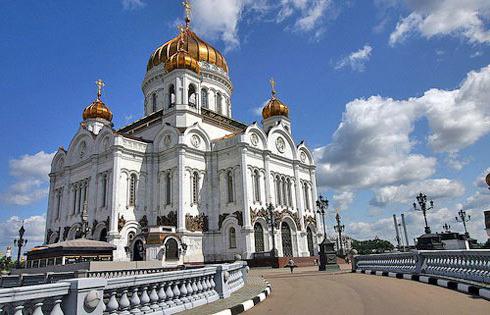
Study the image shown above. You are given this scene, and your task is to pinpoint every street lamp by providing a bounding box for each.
[79,201,91,238]
[442,223,451,233]
[316,195,328,241]
[266,203,278,258]
[333,210,345,256]
[455,209,471,237]
[13,223,28,269]
[413,193,434,234]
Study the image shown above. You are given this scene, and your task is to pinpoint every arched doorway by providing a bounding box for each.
[307,227,314,256]
[133,239,145,261]
[165,238,178,261]
[254,223,264,252]
[99,228,107,242]
[281,222,293,257]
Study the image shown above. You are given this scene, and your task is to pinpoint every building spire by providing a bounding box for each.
[269,77,277,98]
[183,0,191,29]
[95,79,105,100]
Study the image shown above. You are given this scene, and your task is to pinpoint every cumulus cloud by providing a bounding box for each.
[389,0,490,46]
[190,0,333,50]
[333,191,354,210]
[335,44,373,72]
[0,151,55,205]
[122,0,146,10]
[370,179,465,207]
[315,64,490,192]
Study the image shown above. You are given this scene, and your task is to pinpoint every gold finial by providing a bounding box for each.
[177,24,187,52]
[269,77,276,98]
[95,79,105,100]
[183,0,191,28]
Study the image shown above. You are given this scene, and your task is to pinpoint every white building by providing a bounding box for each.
[44,5,321,264]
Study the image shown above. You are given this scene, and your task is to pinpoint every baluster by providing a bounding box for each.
[186,279,194,301]
[191,278,199,300]
[196,277,204,299]
[50,298,64,315]
[32,300,44,315]
[157,283,168,310]
[173,282,183,305]
[118,289,131,315]
[129,287,141,314]
[14,302,25,315]
[139,286,151,313]
[179,280,189,304]
[106,290,119,315]
[165,282,176,308]
[149,284,160,311]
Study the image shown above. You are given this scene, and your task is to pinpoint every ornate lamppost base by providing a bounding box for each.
[318,238,340,272]
[415,233,444,250]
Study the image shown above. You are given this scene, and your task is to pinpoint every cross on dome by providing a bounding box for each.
[95,79,105,100]
[183,0,191,28]
[270,77,277,98]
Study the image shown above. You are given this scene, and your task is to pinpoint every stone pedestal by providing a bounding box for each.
[318,238,339,272]
[416,233,444,250]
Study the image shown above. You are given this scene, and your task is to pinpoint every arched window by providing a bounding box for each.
[253,170,260,202]
[166,173,171,205]
[227,171,234,203]
[282,178,287,206]
[101,174,107,208]
[275,175,282,206]
[307,227,314,256]
[99,228,108,242]
[281,222,293,257]
[229,227,237,249]
[216,92,223,114]
[56,189,62,219]
[192,171,199,205]
[129,174,137,207]
[304,183,310,210]
[286,178,292,207]
[201,88,208,108]
[152,93,157,112]
[133,239,145,261]
[188,84,197,107]
[165,238,179,261]
[169,84,175,107]
[254,223,264,252]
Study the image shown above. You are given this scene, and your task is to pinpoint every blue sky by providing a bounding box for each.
[1,0,490,251]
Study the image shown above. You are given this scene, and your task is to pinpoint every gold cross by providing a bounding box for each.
[269,77,277,96]
[95,79,104,99]
[183,0,191,26]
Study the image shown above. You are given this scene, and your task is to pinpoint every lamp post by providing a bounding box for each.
[316,195,328,241]
[333,210,345,256]
[455,209,471,237]
[413,193,434,234]
[13,223,27,269]
[442,223,451,233]
[316,195,338,271]
[79,201,91,238]
[266,203,278,258]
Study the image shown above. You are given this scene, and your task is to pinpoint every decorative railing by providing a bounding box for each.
[0,261,248,315]
[353,250,490,285]
[0,282,70,314]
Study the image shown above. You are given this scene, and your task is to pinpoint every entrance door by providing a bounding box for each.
[281,222,293,257]
[307,227,314,256]
[133,240,145,261]
[165,238,179,261]
[254,223,264,252]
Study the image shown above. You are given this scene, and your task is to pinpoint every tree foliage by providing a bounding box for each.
[351,238,394,255]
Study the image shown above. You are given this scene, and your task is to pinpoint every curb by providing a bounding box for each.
[211,280,272,315]
[353,269,490,301]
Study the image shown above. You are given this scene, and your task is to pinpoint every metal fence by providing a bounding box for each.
[352,250,490,284]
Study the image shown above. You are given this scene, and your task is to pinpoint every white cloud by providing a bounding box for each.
[190,0,333,50]
[335,44,373,72]
[332,191,354,210]
[389,0,490,46]
[370,179,465,207]
[0,215,46,256]
[315,64,490,191]
[0,151,55,206]
[122,0,146,10]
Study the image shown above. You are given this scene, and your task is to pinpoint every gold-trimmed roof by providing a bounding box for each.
[147,28,228,73]
[262,78,289,119]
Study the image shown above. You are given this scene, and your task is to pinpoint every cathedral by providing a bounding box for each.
[45,1,321,264]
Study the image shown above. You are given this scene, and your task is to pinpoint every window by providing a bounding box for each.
[101,174,107,207]
[253,170,260,202]
[73,187,77,214]
[304,183,310,210]
[188,84,196,107]
[166,173,171,205]
[216,92,223,114]
[152,93,157,112]
[227,171,234,203]
[201,88,208,108]
[275,176,281,206]
[229,227,236,249]
[165,238,179,260]
[129,174,137,206]
[282,178,287,206]
[169,84,175,107]
[192,171,199,205]
[56,190,62,219]
[254,223,264,252]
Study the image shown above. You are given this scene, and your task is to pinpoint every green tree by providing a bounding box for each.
[352,238,395,255]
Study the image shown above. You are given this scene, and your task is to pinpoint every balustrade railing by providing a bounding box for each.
[353,250,490,285]
[0,261,248,315]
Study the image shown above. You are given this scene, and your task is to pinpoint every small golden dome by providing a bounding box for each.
[82,79,113,122]
[262,78,289,120]
[164,46,201,74]
[148,28,228,73]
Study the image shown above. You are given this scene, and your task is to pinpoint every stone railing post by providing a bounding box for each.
[213,264,231,299]
[414,251,424,274]
[61,278,107,315]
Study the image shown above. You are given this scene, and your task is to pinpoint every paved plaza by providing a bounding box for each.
[245,266,489,315]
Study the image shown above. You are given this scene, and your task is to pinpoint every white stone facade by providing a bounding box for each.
[45,41,321,265]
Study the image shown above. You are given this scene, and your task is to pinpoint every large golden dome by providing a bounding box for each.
[164,30,201,74]
[147,28,228,73]
[262,78,289,120]
[82,80,113,122]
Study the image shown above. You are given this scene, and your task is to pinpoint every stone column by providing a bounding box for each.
[240,147,251,229]
[177,148,186,232]
[109,152,121,236]
[263,153,272,204]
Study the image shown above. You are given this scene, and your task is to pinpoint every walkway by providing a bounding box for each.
[246,266,489,315]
